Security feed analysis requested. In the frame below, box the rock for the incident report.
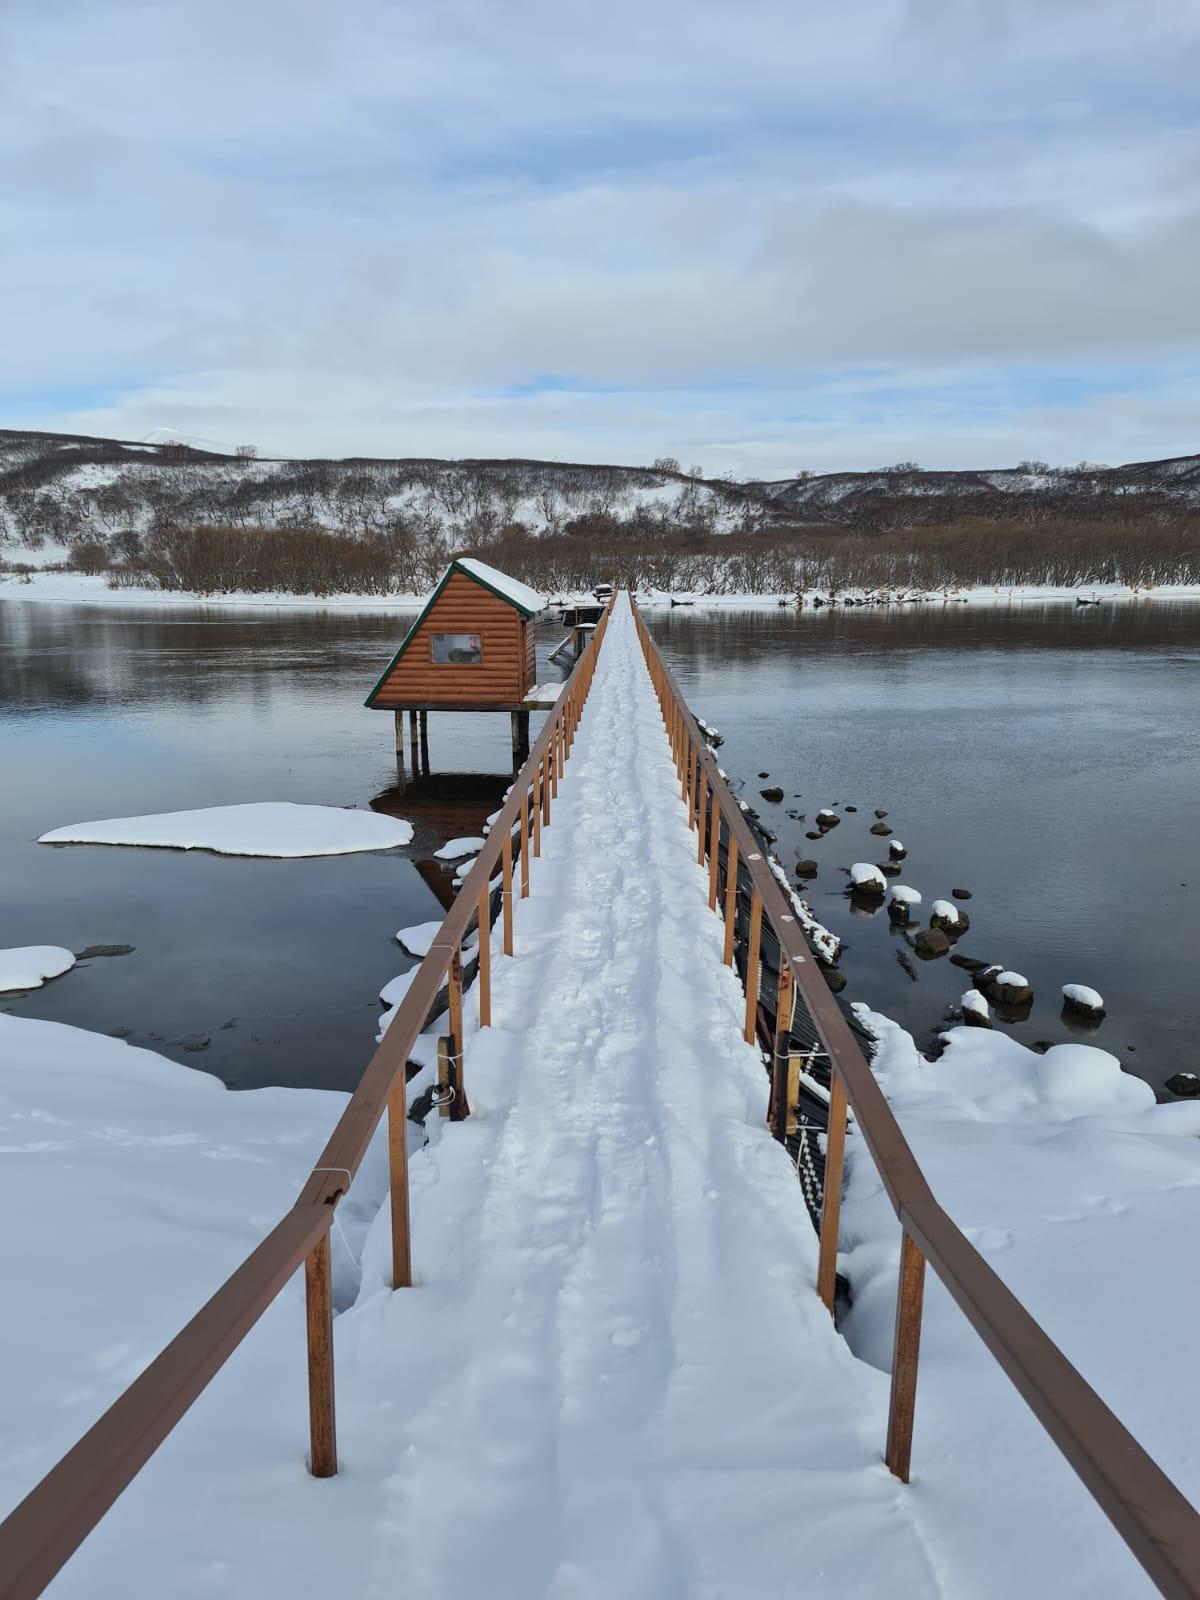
[179,1034,212,1053]
[105,1026,133,1039]
[951,887,972,900]
[849,862,887,896]
[914,927,951,959]
[822,967,847,993]
[1061,983,1104,1017]
[75,943,136,959]
[869,821,892,836]
[949,952,989,973]
[888,840,906,860]
[1166,1073,1200,1097]
[1029,1040,1054,1055]
[816,809,840,830]
[959,989,991,1028]
[896,950,919,982]
[979,968,1033,1005]
[874,809,888,819]
[805,829,822,841]
[930,900,969,936]
[794,858,819,877]
[758,771,770,778]
[879,860,902,877]
[760,786,784,802]
[844,804,858,812]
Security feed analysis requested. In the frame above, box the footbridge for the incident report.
[2,595,1199,1598]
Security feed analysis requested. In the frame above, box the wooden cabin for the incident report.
[365,557,545,771]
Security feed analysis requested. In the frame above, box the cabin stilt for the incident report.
[419,712,430,773]
[511,710,530,768]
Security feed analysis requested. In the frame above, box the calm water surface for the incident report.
[2,597,1198,1095]
[0,600,568,1092]
[652,601,1200,1092]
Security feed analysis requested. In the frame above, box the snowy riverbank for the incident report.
[3,568,1200,614]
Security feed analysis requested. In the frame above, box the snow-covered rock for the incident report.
[849,863,886,895]
[960,988,991,1027]
[0,946,76,992]
[887,884,922,923]
[1062,983,1105,1016]
[38,802,413,857]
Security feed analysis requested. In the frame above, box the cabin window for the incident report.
[431,632,483,665]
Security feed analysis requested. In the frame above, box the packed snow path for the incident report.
[327,596,942,1598]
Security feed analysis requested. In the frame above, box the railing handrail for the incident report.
[630,596,1200,1600]
[0,598,615,1600]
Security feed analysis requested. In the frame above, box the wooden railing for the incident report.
[0,600,614,1600]
[630,597,1200,1600]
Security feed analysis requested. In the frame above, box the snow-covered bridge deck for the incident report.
[3,596,1199,1599]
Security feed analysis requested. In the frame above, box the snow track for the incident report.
[330,596,942,1598]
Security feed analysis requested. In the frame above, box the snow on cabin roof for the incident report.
[453,557,544,616]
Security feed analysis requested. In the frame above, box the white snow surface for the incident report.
[0,945,76,991]
[961,988,990,1017]
[931,898,963,922]
[1063,983,1105,1010]
[995,969,1028,987]
[841,1006,1200,1595]
[6,594,1193,1597]
[38,801,413,857]
[433,835,486,860]
[454,556,544,615]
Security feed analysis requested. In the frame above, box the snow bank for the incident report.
[0,945,76,992]
[38,801,413,857]
[433,836,486,861]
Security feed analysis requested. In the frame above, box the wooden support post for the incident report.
[393,712,407,792]
[542,751,551,826]
[708,796,720,908]
[447,945,468,1120]
[520,790,531,898]
[723,836,739,966]
[770,958,794,1141]
[551,723,560,796]
[477,888,491,1029]
[696,777,707,864]
[685,745,695,822]
[408,709,418,771]
[418,711,429,774]
[743,890,763,1044]
[532,762,542,858]
[304,1232,337,1477]
[502,832,514,954]
[885,1230,926,1483]
[817,1070,847,1313]
[387,1079,412,1289]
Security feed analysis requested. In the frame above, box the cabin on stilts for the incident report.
[364,557,547,780]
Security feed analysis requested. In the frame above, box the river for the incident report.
[2,595,1197,1095]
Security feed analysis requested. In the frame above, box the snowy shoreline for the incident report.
[3,568,1200,614]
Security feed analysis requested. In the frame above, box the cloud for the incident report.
[1,0,1199,471]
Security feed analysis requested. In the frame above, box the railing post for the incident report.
[817,1069,847,1312]
[770,957,793,1141]
[885,1229,926,1483]
[387,1079,412,1288]
[722,836,739,966]
[743,889,763,1042]
[532,762,542,857]
[707,798,720,909]
[696,776,707,863]
[477,887,491,1029]
[502,830,514,954]
[305,1231,337,1477]
[447,944,468,1120]
[685,744,695,820]
[520,788,531,898]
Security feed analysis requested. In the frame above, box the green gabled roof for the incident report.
[364,557,542,708]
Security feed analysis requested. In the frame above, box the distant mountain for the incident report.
[0,426,1196,551]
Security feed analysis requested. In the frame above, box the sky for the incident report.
[2,0,1199,475]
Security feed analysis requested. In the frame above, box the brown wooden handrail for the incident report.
[630,597,1200,1600]
[0,596,615,1600]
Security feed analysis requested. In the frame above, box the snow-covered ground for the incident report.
[38,801,413,856]
[3,595,1197,1596]
[0,945,76,992]
[3,570,1200,612]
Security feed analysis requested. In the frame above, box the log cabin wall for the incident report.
[370,571,534,708]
